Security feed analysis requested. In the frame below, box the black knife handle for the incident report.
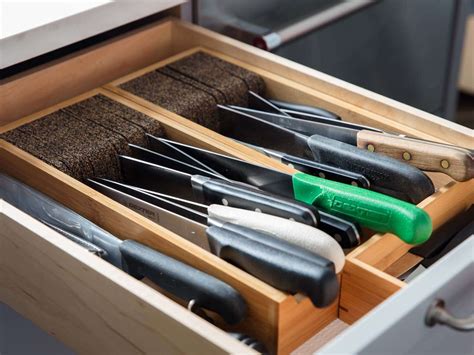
[307,134,435,204]
[194,176,320,226]
[318,211,361,249]
[269,99,341,120]
[119,240,247,324]
[206,224,339,308]
[280,154,370,189]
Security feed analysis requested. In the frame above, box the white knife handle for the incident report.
[207,205,345,273]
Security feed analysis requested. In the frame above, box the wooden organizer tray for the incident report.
[1,17,473,355]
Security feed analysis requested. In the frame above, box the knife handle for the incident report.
[280,154,370,188]
[208,204,345,273]
[292,172,432,244]
[206,224,339,308]
[119,240,247,325]
[307,134,435,204]
[318,211,361,249]
[356,130,474,182]
[269,99,341,120]
[194,176,320,226]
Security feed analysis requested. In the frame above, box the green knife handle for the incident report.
[292,172,432,244]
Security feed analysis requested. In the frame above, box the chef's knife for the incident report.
[116,158,344,267]
[148,137,361,248]
[126,145,320,226]
[269,98,341,120]
[88,178,340,307]
[159,139,433,244]
[217,105,435,204]
[237,140,371,188]
[0,173,247,325]
[231,106,473,182]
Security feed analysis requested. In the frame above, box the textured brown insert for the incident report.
[1,94,164,181]
[119,51,265,130]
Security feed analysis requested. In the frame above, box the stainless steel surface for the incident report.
[0,173,123,268]
[258,0,374,50]
[228,106,359,145]
[89,179,211,251]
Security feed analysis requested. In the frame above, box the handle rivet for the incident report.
[440,160,450,169]
[255,208,262,213]
[222,198,229,206]
[367,144,375,152]
[287,163,295,169]
[402,152,411,161]
[318,172,326,179]
[351,181,358,186]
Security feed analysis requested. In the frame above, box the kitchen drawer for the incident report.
[319,236,474,354]
[1,16,473,354]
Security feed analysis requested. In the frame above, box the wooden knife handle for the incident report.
[357,130,474,181]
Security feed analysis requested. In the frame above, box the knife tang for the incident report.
[206,224,339,308]
[307,134,435,204]
[119,240,247,324]
[269,99,341,120]
[292,172,433,244]
[356,130,474,181]
[193,175,320,226]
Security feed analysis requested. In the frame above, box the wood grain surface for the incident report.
[357,130,474,181]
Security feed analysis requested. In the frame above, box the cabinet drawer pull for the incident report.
[425,299,474,332]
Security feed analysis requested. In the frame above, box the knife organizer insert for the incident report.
[1,17,473,355]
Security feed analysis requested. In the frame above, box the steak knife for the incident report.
[0,173,247,325]
[159,139,433,245]
[217,105,435,204]
[88,178,340,308]
[230,106,473,182]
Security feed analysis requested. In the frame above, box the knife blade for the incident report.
[0,173,247,324]
[120,151,321,227]
[88,177,340,307]
[248,91,291,116]
[236,140,371,188]
[159,139,433,245]
[217,105,435,204]
[231,106,473,182]
[151,137,361,248]
[269,98,341,120]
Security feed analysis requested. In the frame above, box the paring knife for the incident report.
[231,105,474,182]
[159,139,433,245]
[146,136,361,248]
[88,178,340,308]
[0,173,247,325]
[217,105,435,204]
[115,158,345,270]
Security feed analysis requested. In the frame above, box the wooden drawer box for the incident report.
[1,17,473,354]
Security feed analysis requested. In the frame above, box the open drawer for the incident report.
[1,16,473,355]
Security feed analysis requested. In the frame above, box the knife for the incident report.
[236,140,371,188]
[146,136,361,248]
[268,98,341,120]
[0,173,247,325]
[88,178,340,307]
[158,139,433,245]
[248,91,291,116]
[217,105,435,204]
[115,158,345,269]
[127,143,320,227]
[230,106,474,182]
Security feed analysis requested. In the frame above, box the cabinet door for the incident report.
[320,236,474,354]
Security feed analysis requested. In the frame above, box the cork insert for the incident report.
[119,51,265,131]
